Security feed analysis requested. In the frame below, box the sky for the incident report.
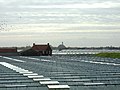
[0,0,120,47]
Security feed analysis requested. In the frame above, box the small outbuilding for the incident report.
[0,47,18,56]
[20,43,52,56]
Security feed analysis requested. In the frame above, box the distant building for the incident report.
[58,42,66,51]
[0,47,18,56]
[20,43,52,56]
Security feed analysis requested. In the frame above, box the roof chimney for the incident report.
[33,43,35,46]
[47,43,49,46]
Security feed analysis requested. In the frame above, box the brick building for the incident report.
[20,43,52,56]
[0,47,18,56]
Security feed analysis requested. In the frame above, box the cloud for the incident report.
[0,0,119,25]
[0,0,120,46]
[1,24,119,34]
[19,2,120,9]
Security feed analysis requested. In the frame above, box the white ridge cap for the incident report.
[40,81,59,85]
[33,78,51,81]
[28,75,44,78]
[48,85,70,89]
[19,71,33,74]
[23,73,38,76]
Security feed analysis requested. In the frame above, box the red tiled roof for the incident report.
[32,45,49,51]
[0,48,17,53]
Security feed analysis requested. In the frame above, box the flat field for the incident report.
[96,53,120,59]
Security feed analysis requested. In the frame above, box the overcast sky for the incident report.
[0,0,120,47]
